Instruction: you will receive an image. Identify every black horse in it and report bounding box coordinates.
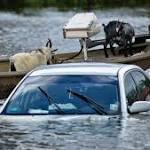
[103,20,135,57]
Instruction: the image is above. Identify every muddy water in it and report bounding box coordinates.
[0,115,150,150]
[0,8,149,56]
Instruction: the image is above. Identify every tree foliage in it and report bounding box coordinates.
[0,0,149,11]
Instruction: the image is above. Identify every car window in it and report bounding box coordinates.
[124,73,138,106]
[131,71,150,101]
[2,75,120,115]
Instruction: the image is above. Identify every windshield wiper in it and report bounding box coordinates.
[67,89,107,115]
[38,87,64,114]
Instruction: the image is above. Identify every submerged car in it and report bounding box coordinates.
[1,63,150,117]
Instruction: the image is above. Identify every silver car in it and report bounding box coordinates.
[1,63,150,117]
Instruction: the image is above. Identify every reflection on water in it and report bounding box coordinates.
[0,8,150,56]
[0,115,150,150]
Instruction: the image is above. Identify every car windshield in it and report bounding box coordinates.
[2,75,120,115]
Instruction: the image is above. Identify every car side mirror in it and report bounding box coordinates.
[129,101,150,114]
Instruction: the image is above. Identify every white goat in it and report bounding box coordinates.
[9,39,54,72]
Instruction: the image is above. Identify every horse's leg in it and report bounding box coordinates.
[110,40,116,56]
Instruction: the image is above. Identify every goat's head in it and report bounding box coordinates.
[40,47,52,64]
[102,23,107,33]
[42,39,58,64]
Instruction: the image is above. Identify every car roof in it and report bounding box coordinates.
[29,62,137,76]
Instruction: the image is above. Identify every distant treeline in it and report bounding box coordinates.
[0,0,150,11]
